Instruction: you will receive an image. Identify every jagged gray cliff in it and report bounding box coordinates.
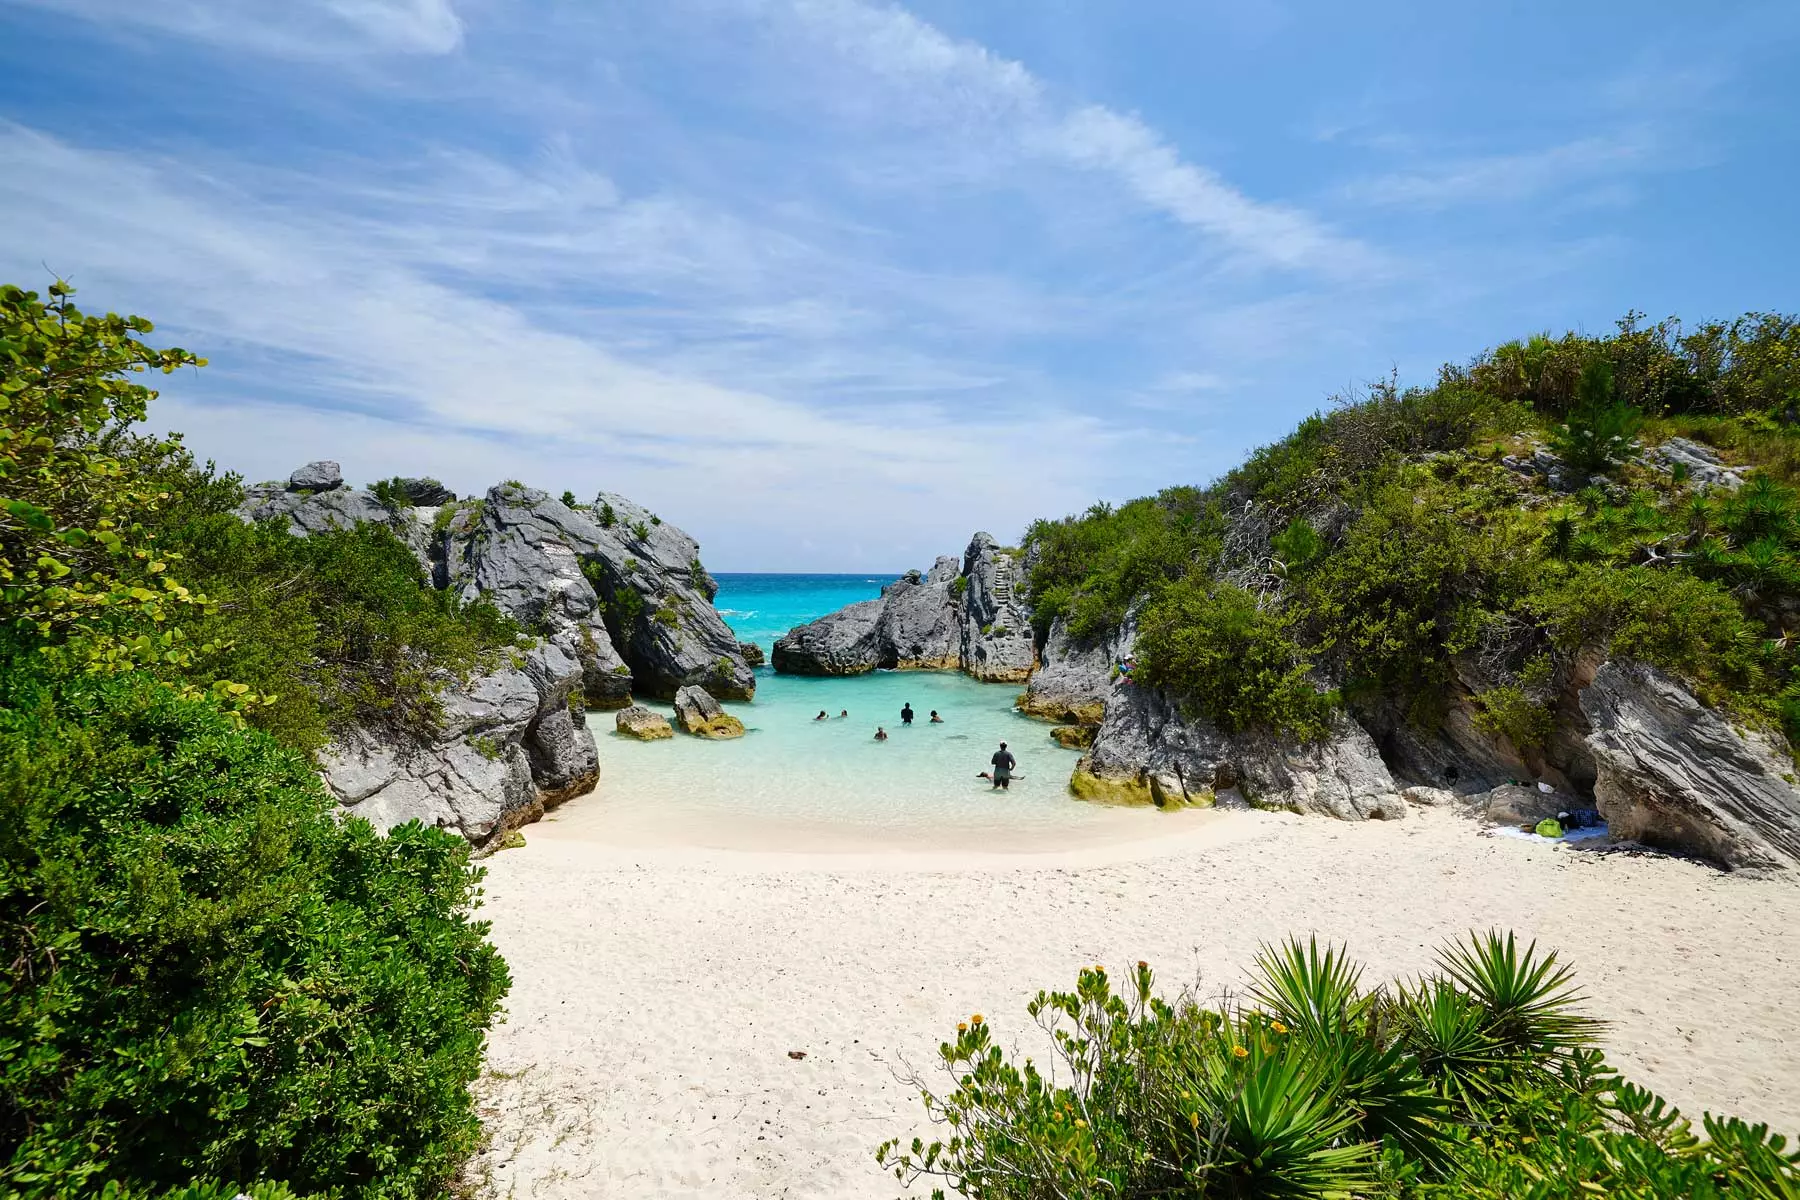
[772,532,1035,682]
[238,461,755,845]
[1027,603,1800,869]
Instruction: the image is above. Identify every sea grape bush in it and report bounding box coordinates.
[879,933,1800,1199]
[0,281,514,1196]
[0,659,509,1198]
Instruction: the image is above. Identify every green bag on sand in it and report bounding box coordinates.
[1535,817,1565,838]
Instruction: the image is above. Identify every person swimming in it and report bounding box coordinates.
[929,710,943,723]
[900,702,914,726]
[873,726,888,741]
[838,709,849,719]
[814,710,829,721]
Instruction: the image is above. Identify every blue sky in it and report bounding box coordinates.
[1,1,1795,570]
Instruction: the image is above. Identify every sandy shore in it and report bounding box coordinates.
[468,803,1800,1199]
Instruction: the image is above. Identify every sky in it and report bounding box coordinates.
[1,1,1796,570]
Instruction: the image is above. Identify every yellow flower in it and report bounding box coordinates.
[971,1013,984,1026]
[1232,1045,1249,1059]
[957,1023,968,1033]
[1137,960,1148,969]
[1270,1020,1289,1035]
[1074,1118,1088,1129]
[1189,1111,1200,1130]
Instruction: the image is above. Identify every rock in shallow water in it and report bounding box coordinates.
[615,704,674,740]
[673,684,745,739]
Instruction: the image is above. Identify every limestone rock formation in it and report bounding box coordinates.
[1581,660,1800,871]
[1644,437,1744,491]
[1478,782,1583,828]
[738,641,766,668]
[1021,614,1130,725]
[317,641,596,846]
[960,533,1036,683]
[772,532,1035,680]
[615,704,674,740]
[1072,681,1405,819]
[241,465,756,844]
[673,684,745,739]
[437,484,635,710]
[394,476,455,505]
[771,598,885,675]
[287,460,343,492]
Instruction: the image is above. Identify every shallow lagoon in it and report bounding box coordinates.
[557,574,1136,849]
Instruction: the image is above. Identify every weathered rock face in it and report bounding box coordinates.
[1073,681,1405,819]
[673,684,745,739]
[1581,660,1800,871]
[615,704,674,740]
[738,641,766,668]
[571,491,753,701]
[772,598,885,675]
[1477,782,1583,828]
[773,532,1035,681]
[288,460,344,492]
[960,533,1036,683]
[317,641,597,846]
[1021,615,1130,726]
[394,476,455,506]
[878,576,962,670]
[240,482,399,538]
[438,485,635,710]
[241,465,754,843]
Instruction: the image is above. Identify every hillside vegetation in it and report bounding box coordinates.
[0,282,514,1197]
[1026,312,1800,747]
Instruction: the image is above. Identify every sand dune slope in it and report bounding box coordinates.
[468,807,1800,1199]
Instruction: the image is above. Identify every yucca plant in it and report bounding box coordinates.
[880,933,1794,1200]
[1434,931,1602,1057]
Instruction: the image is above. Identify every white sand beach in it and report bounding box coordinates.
[469,804,1800,1199]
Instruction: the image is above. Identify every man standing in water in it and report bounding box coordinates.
[989,741,1016,790]
[900,702,914,726]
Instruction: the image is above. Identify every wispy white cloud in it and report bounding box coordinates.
[0,122,1127,567]
[760,0,1366,274]
[1341,134,1656,211]
[11,0,464,56]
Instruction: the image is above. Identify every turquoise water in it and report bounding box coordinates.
[571,573,1112,844]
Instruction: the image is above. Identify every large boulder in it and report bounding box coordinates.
[317,641,597,846]
[287,460,343,492]
[672,684,744,739]
[615,704,674,740]
[394,476,456,505]
[1072,681,1405,819]
[877,575,962,669]
[1581,660,1800,871]
[772,598,885,675]
[238,482,398,538]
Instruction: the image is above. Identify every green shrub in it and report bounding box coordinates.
[949,575,968,600]
[160,501,523,752]
[630,520,650,541]
[1135,579,1334,738]
[598,502,616,528]
[879,932,1799,1200]
[559,489,578,508]
[0,659,509,1198]
[1527,563,1770,712]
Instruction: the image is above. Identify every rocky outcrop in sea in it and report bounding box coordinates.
[771,532,1035,682]
[239,461,755,845]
